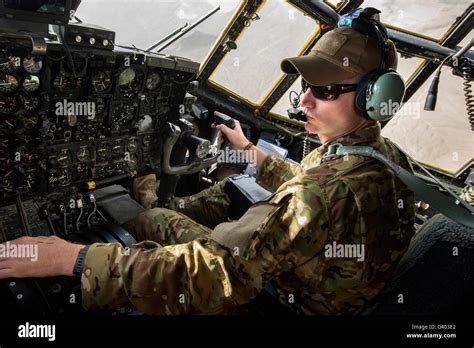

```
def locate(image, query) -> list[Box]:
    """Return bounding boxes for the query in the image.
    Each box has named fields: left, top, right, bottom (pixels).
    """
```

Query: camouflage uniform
left=81, top=122, right=415, bottom=315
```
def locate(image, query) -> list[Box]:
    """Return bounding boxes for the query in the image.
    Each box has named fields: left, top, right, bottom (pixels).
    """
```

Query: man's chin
left=304, top=122, right=318, bottom=134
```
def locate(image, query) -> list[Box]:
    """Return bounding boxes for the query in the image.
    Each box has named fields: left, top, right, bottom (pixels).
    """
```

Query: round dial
left=57, top=168, right=72, bottom=186
left=127, top=138, right=138, bottom=153
left=89, top=96, right=106, bottom=115
left=20, top=95, right=40, bottom=111
left=96, top=97, right=106, bottom=115
left=118, top=67, right=142, bottom=97
left=23, top=75, right=40, bottom=92
left=91, top=70, right=112, bottom=92
left=0, top=74, right=19, bottom=93
left=20, top=149, right=40, bottom=165
left=145, top=72, right=161, bottom=90
left=0, top=116, right=17, bottom=137
left=112, top=104, right=135, bottom=127
left=142, top=134, right=151, bottom=147
left=16, top=133, right=34, bottom=144
left=56, top=149, right=72, bottom=166
left=21, top=113, right=40, bottom=130
left=112, top=140, right=123, bottom=154
left=0, top=56, right=20, bottom=73
left=1, top=174, right=15, bottom=193
left=76, top=163, right=88, bottom=179
left=77, top=146, right=90, bottom=162
left=96, top=143, right=108, bottom=159
left=0, top=96, right=19, bottom=114
left=143, top=95, right=154, bottom=108
left=24, top=167, right=38, bottom=189
left=22, top=57, right=43, bottom=74
left=53, top=75, right=71, bottom=91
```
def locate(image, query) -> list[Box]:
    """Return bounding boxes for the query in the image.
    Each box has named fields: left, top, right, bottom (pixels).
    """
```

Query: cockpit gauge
left=87, top=96, right=106, bottom=117
left=142, top=134, right=151, bottom=147
left=76, top=163, right=88, bottom=179
left=1, top=173, right=15, bottom=193
left=0, top=96, right=19, bottom=114
left=20, top=95, right=40, bottom=111
left=112, top=139, right=123, bottom=154
left=57, top=168, right=72, bottom=186
left=0, top=115, right=17, bottom=136
left=16, top=134, right=35, bottom=145
left=96, top=143, right=108, bottom=160
left=118, top=67, right=142, bottom=97
left=0, top=56, right=20, bottom=73
left=95, top=97, right=106, bottom=115
left=56, top=149, right=72, bottom=166
left=91, top=70, right=112, bottom=93
left=77, top=146, right=91, bottom=162
left=24, top=167, right=39, bottom=189
left=53, top=75, right=71, bottom=91
left=23, top=75, right=41, bottom=92
left=0, top=74, right=19, bottom=93
left=22, top=57, right=43, bottom=74
left=145, top=72, right=161, bottom=91
left=21, top=113, right=40, bottom=130
left=127, top=138, right=138, bottom=153
left=112, top=104, right=135, bottom=127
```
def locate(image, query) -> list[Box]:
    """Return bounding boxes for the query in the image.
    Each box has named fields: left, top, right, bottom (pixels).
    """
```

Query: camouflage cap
left=281, top=27, right=398, bottom=85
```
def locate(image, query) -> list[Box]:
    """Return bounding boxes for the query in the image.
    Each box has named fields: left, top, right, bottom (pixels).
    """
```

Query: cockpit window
left=75, top=0, right=242, bottom=64
left=209, top=0, right=319, bottom=105
left=381, top=61, right=474, bottom=176
left=362, top=0, right=472, bottom=40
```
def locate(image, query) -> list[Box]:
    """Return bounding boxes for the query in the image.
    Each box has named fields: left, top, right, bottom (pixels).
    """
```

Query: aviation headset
left=337, top=8, right=406, bottom=121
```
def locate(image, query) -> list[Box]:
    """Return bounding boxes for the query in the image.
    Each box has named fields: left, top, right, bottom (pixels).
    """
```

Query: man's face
left=299, top=78, right=362, bottom=138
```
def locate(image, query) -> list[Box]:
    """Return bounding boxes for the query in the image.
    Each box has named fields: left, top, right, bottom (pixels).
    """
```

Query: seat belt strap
left=332, top=145, right=474, bottom=228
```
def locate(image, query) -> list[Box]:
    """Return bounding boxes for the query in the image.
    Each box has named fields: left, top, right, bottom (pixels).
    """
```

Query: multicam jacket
left=81, top=122, right=415, bottom=315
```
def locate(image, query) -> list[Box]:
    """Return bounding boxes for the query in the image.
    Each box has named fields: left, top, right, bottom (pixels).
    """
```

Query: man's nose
left=299, top=88, right=315, bottom=108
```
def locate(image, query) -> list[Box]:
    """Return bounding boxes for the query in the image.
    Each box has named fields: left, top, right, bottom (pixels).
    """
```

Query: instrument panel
left=0, top=36, right=199, bottom=204
left=0, top=28, right=199, bottom=317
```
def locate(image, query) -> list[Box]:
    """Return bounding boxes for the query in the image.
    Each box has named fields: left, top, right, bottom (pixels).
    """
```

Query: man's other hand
left=0, top=236, right=84, bottom=279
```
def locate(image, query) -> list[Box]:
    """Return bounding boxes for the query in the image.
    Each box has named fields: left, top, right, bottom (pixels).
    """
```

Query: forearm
left=255, top=146, right=269, bottom=171
left=81, top=240, right=236, bottom=314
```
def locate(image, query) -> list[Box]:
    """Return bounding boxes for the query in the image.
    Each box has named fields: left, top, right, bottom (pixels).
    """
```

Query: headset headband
left=337, top=7, right=389, bottom=71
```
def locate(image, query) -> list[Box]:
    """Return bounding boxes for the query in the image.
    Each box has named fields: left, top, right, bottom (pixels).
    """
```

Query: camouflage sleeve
left=81, top=180, right=329, bottom=315
left=256, top=155, right=303, bottom=192
left=81, top=239, right=235, bottom=314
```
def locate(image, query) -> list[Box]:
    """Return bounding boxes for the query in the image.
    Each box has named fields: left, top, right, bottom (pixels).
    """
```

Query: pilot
left=0, top=11, right=415, bottom=315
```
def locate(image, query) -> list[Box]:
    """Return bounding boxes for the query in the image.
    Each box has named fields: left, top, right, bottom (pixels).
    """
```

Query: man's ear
left=388, top=40, right=398, bottom=70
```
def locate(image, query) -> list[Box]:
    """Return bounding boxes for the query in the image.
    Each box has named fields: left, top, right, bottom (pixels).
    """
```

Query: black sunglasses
left=301, top=80, right=358, bottom=101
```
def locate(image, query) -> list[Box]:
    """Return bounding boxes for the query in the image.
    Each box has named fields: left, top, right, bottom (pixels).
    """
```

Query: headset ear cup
left=365, top=69, right=406, bottom=121
left=354, top=71, right=378, bottom=119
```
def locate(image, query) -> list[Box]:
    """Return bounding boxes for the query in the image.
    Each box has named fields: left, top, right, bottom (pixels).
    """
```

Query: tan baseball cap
left=281, top=27, right=398, bottom=85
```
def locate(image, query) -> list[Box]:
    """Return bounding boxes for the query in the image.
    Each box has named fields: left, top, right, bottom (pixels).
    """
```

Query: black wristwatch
left=73, top=245, right=90, bottom=277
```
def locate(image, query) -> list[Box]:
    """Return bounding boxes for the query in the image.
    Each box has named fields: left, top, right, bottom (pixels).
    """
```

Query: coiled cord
left=303, top=135, right=310, bottom=159
left=462, top=65, right=474, bottom=131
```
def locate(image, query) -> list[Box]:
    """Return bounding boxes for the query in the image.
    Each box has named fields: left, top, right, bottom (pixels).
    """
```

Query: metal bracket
left=28, top=35, right=47, bottom=55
